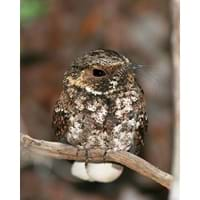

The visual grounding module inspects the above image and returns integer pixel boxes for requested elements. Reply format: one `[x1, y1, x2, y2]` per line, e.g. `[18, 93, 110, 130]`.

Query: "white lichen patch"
[91, 105, 108, 124]
[69, 121, 82, 135]
[69, 115, 74, 123]
[112, 131, 134, 151]
[68, 115, 83, 142]
[115, 106, 132, 118]
[115, 97, 132, 109]
[113, 124, 122, 133]
[115, 94, 140, 118]
[111, 118, 136, 151]
[67, 87, 76, 98]
[110, 80, 118, 88]
[127, 118, 136, 128]
[84, 130, 109, 149]
[87, 103, 97, 112]
[54, 107, 61, 113]
[131, 96, 138, 102]
[115, 98, 121, 108]
[136, 121, 140, 129]
[125, 90, 139, 102]
[74, 99, 84, 110]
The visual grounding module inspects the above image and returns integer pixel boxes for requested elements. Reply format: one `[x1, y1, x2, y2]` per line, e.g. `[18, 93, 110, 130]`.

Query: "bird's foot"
[76, 147, 81, 158]
[103, 148, 112, 163]
[85, 148, 89, 166]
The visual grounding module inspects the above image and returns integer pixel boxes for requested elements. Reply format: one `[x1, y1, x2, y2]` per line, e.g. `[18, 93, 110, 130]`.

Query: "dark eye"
[92, 69, 106, 77]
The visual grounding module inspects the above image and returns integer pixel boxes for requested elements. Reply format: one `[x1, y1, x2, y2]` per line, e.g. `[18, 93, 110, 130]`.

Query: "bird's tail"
[71, 161, 123, 183]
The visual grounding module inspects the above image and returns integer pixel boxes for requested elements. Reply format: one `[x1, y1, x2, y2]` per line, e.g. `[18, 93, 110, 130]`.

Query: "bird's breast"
[66, 87, 141, 151]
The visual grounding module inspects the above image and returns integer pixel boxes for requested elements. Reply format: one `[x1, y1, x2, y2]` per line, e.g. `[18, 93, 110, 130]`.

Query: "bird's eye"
[92, 69, 106, 77]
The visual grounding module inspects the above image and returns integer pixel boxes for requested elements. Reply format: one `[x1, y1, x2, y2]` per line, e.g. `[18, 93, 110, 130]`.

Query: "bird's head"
[63, 49, 135, 95]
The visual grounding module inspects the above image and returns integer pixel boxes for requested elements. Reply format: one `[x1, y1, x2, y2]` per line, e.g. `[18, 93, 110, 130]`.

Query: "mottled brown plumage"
[52, 49, 148, 155]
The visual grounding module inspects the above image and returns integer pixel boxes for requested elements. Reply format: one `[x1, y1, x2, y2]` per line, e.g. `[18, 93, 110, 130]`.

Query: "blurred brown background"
[20, 0, 174, 199]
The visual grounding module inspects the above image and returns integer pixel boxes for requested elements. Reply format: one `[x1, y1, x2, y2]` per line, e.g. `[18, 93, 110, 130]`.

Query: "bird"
[52, 49, 148, 183]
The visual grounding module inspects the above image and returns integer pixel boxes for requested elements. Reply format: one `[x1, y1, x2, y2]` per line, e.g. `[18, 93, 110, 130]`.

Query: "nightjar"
[52, 49, 148, 182]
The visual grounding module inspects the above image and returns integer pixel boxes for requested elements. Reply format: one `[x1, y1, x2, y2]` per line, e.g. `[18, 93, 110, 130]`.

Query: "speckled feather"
[52, 49, 148, 154]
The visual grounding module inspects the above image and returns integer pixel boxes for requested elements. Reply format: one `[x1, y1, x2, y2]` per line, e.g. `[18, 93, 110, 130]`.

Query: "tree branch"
[21, 134, 173, 189]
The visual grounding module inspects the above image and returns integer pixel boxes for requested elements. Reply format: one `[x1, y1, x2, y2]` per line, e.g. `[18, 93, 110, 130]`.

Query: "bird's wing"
[52, 93, 70, 142]
[132, 110, 148, 155]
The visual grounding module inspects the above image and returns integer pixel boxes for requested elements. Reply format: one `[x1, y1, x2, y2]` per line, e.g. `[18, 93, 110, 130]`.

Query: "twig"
[21, 134, 173, 189]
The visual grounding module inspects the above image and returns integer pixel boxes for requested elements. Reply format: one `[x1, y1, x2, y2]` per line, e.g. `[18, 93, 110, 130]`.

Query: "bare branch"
[21, 134, 173, 189]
